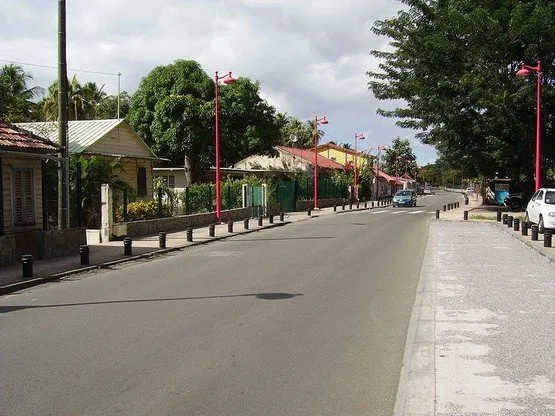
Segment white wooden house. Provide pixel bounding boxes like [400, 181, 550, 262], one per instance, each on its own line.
[16, 119, 160, 200]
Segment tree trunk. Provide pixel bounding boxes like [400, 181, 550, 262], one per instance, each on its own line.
[183, 154, 193, 186]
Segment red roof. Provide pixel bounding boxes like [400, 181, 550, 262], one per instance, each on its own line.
[373, 167, 407, 184]
[0, 120, 61, 154]
[278, 146, 345, 169]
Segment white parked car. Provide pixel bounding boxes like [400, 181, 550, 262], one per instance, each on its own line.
[525, 188, 555, 233]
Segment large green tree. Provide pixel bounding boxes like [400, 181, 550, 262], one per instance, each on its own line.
[127, 59, 282, 184]
[381, 137, 417, 177]
[368, 0, 555, 190]
[0, 64, 42, 122]
[127, 60, 215, 184]
[95, 91, 131, 119]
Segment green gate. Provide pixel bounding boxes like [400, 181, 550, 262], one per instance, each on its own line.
[277, 180, 296, 212]
[244, 185, 265, 217]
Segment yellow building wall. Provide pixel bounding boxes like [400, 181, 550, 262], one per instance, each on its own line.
[317, 147, 367, 168]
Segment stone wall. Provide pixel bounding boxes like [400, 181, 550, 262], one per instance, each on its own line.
[0, 228, 86, 266]
[296, 198, 343, 211]
[0, 234, 15, 267]
[43, 228, 87, 259]
[121, 207, 252, 239]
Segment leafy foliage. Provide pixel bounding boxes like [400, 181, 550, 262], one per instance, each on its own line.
[43, 76, 106, 121]
[115, 200, 167, 222]
[368, 0, 555, 190]
[0, 64, 42, 122]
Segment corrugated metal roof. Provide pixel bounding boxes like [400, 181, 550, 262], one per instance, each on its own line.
[0, 120, 61, 154]
[16, 119, 125, 154]
[277, 146, 345, 169]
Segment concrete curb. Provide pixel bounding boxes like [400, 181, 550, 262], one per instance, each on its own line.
[0, 221, 290, 296]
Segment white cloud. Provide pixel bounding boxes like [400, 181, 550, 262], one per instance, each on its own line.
[0, 0, 437, 164]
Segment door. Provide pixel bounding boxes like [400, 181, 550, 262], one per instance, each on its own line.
[277, 180, 296, 212]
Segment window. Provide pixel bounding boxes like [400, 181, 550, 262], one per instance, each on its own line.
[168, 175, 175, 189]
[13, 168, 35, 225]
[137, 167, 147, 196]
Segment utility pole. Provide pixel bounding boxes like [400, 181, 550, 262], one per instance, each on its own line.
[58, 0, 69, 229]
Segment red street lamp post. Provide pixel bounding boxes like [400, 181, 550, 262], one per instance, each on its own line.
[353, 133, 365, 201]
[516, 61, 542, 191]
[214, 71, 236, 222]
[313, 115, 329, 209]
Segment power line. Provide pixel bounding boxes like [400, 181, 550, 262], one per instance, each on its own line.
[0, 58, 121, 76]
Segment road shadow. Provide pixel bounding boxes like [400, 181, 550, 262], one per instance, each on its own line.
[0, 292, 304, 313]
[229, 236, 335, 242]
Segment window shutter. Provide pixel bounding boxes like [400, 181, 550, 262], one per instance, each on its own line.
[137, 167, 147, 196]
[24, 170, 34, 223]
[14, 171, 23, 223]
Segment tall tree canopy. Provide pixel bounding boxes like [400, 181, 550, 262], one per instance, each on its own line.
[0, 64, 42, 122]
[381, 137, 417, 176]
[368, 0, 555, 189]
[127, 59, 281, 184]
[43, 76, 106, 121]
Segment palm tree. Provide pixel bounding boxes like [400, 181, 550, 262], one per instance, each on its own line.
[0, 64, 43, 122]
[43, 76, 106, 121]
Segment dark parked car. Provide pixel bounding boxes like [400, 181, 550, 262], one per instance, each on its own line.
[504, 193, 526, 211]
[392, 189, 417, 207]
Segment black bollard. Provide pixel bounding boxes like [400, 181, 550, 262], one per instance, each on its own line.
[342, 203, 345, 210]
[21, 254, 33, 278]
[186, 228, 193, 242]
[463, 210, 468, 220]
[456, 202, 460, 208]
[443, 205, 446, 212]
[364, 202, 368, 208]
[464, 196, 469, 205]
[545, 230, 552, 247]
[307, 208, 312, 216]
[356, 202, 360, 209]
[279, 212, 284, 221]
[436, 209, 440, 219]
[208, 224, 215, 237]
[349, 203, 353, 210]
[228, 220, 234, 233]
[531, 224, 539, 241]
[522, 221, 528, 236]
[269, 215, 274, 224]
[513, 218, 520, 232]
[244, 218, 249, 230]
[158, 232, 167, 248]
[502, 214, 508, 225]
[79, 244, 90, 265]
[371, 201, 375, 208]
[334, 205, 337, 212]
[507, 216, 513, 228]
[124, 237, 132, 255]
[258, 216, 263, 226]
[497, 211, 502, 222]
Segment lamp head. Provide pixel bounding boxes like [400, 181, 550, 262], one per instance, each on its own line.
[516, 67, 531, 77]
[222, 72, 236, 84]
[318, 116, 329, 125]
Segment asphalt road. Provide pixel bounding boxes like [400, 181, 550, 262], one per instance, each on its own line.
[0, 195, 450, 416]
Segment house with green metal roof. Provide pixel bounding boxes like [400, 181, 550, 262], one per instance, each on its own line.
[16, 119, 161, 205]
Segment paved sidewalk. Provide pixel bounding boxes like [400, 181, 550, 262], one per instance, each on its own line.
[0, 207, 347, 295]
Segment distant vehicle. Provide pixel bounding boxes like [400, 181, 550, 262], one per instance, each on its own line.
[392, 189, 417, 207]
[464, 187, 474, 196]
[525, 188, 555, 233]
[423, 188, 433, 195]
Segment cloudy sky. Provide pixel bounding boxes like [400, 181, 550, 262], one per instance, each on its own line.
[0, 0, 438, 164]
